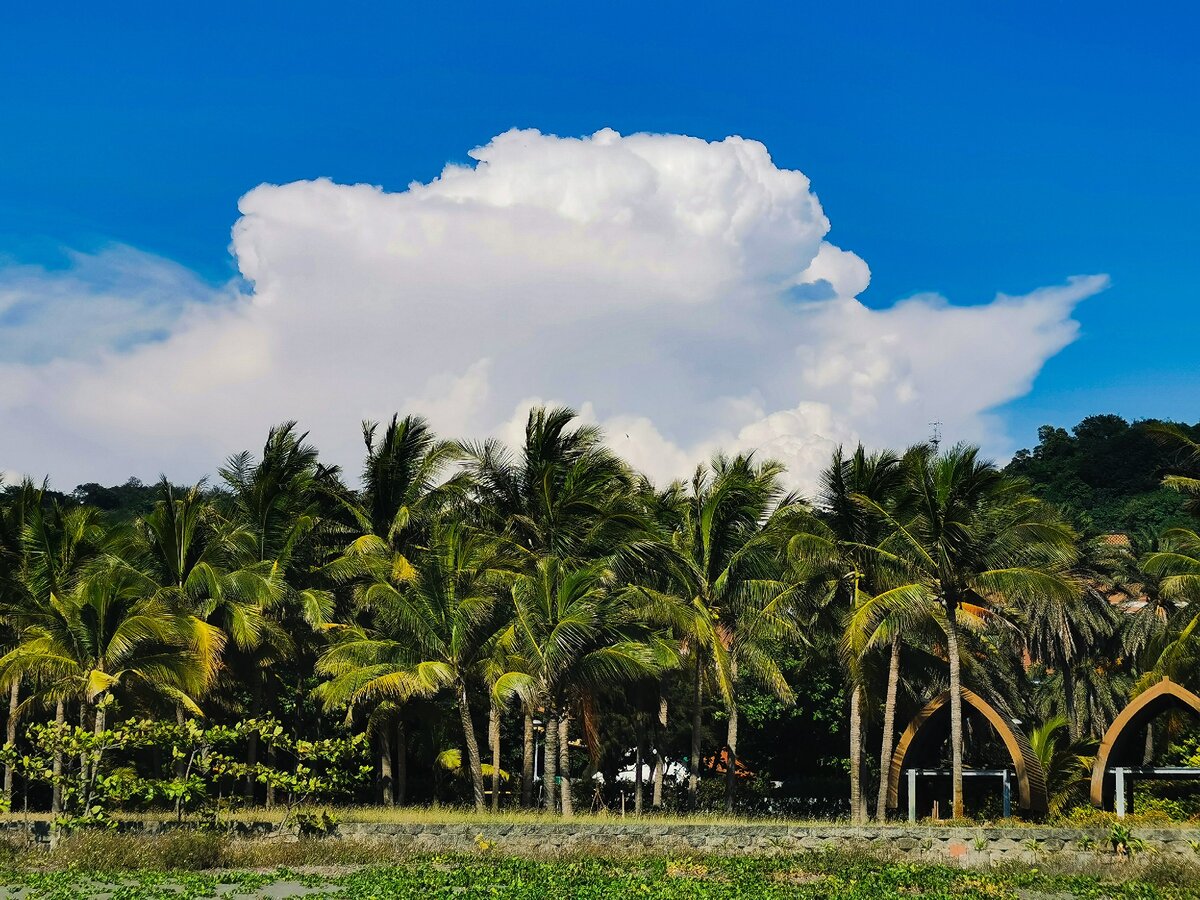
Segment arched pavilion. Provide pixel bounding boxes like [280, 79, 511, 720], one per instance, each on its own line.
[886, 688, 1049, 819]
[1090, 677, 1200, 813]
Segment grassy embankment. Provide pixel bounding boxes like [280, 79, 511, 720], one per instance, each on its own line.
[0, 834, 1198, 898]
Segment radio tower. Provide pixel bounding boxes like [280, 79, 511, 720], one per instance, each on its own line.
[929, 421, 942, 452]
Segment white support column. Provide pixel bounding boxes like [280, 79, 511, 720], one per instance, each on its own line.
[907, 769, 917, 823]
[1114, 768, 1126, 818]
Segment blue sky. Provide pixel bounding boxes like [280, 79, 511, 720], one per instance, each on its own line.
[0, 2, 1196, 485]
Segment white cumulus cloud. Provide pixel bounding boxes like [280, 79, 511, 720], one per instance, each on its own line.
[0, 128, 1108, 490]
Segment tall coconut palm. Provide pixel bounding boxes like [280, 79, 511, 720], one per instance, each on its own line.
[621, 476, 689, 810]
[317, 521, 513, 812]
[219, 422, 338, 625]
[0, 486, 117, 807]
[850, 445, 1077, 818]
[788, 445, 907, 823]
[126, 481, 284, 693]
[495, 557, 668, 816]
[331, 415, 465, 574]
[323, 414, 466, 804]
[0, 562, 208, 730]
[1015, 534, 1121, 740]
[465, 406, 639, 565]
[466, 406, 644, 798]
[219, 424, 341, 801]
[627, 453, 802, 812]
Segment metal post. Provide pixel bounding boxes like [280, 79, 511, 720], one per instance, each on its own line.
[907, 769, 917, 823]
[1002, 770, 1011, 819]
[1115, 768, 1126, 819]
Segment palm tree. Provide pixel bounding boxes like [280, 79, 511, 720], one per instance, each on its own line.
[628, 453, 801, 812]
[1147, 422, 1200, 515]
[465, 406, 639, 565]
[1015, 534, 1121, 740]
[317, 521, 512, 812]
[788, 445, 906, 823]
[1141, 527, 1200, 686]
[0, 486, 115, 808]
[1028, 714, 1095, 815]
[850, 444, 1077, 818]
[127, 480, 284, 695]
[219, 422, 338, 625]
[219, 424, 341, 803]
[495, 557, 668, 816]
[0, 562, 208, 731]
[466, 405, 646, 801]
[323, 414, 466, 804]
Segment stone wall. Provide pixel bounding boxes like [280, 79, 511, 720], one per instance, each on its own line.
[11, 820, 1200, 868]
[326, 822, 1200, 867]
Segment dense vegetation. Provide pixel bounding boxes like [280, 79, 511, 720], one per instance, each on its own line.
[1006, 414, 1200, 536]
[1, 408, 1199, 826]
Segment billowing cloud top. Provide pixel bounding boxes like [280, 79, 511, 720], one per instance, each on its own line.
[0, 128, 1108, 489]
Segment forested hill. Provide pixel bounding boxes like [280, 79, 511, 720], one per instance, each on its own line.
[2, 477, 169, 523]
[1004, 413, 1200, 537]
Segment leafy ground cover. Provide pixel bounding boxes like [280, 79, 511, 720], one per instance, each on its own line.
[1, 851, 1199, 900]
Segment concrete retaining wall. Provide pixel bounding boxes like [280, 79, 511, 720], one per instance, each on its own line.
[325, 822, 1200, 866]
[11, 820, 1200, 867]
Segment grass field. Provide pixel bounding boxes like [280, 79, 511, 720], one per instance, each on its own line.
[1, 852, 1199, 899]
[0, 836, 1198, 900]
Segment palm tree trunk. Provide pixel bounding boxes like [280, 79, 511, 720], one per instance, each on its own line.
[396, 717, 408, 805]
[78, 702, 89, 801]
[634, 716, 645, 816]
[379, 724, 394, 807]
[244, 678, 262, 804]
[688, 655, 702, 809]
[875, 636, 901, 821]
[174, 706, 187, 781]
[944, 603, 965, 819]
[521, 708, 534, 808]
[558, 712, 573, 818]
[543, 708, 559, 813]
[456, 684, 486, 813]
[51, 700, 64, 815]
[85, 698, 107, 813]
[722, 702, 740, 814]
[849, 683, 864, 824]
[652, 690, 667, 808]
[489, 699, 501, 812]
[1062, 665, 1079, 742]
[266, 744, 277, 808]
[723, 657, 740, 814]
[4, 679, 18, 807]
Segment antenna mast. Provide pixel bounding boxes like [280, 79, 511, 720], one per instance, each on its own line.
[929, 421, 942, 452]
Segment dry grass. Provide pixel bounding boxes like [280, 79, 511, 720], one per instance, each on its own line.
[0, 804, 1195, 830]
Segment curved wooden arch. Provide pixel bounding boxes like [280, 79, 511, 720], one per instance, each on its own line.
[1089, 678, 1200, 807]
[886, 688, 1049, 814]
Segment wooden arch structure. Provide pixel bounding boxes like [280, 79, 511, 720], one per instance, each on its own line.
[886, 688, 1049, 815]
[1089, 678, 1200, 808]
